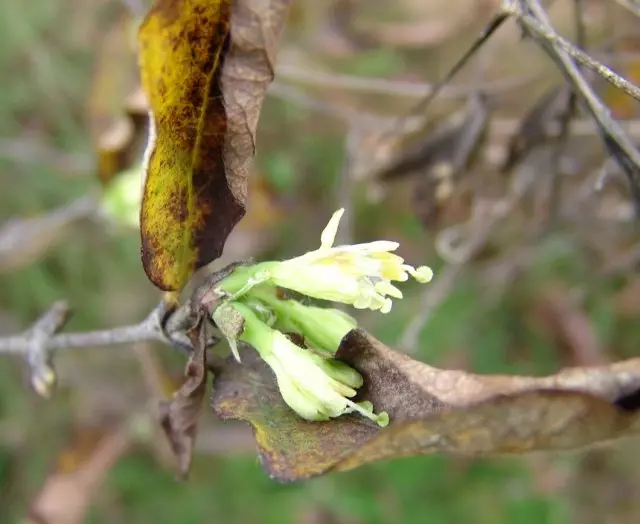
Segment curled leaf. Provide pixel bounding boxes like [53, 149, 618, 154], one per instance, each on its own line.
[211, 329, 640, 481]
[500, 85, 572, 173]
[376, 95, 489, 229]
[377, 94, 489, 182]
[138, 0, 292, 291]
[139, 0, 237, 291]
[159, 315, 209, 478]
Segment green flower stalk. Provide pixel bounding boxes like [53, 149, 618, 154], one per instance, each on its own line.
[229, 302, 388, 426]
[249, 286, 357, 355]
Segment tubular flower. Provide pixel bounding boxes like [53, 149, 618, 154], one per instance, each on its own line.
[231, 302, 388, 426]
[266, 208, 433, 313]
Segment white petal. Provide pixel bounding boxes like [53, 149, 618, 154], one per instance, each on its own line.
[336, 240, 399, 253]
[380, 298, 393, 314]
[320, 208, 344, 249]
[375, 280, 403, 299]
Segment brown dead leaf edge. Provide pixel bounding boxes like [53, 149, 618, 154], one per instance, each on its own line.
[159, 314, 209, 479]
[211, 329, 640, 482]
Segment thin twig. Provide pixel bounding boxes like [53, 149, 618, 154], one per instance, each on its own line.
[399, 165, 536, 353]
[398, 263, 464, 354]
[269, 82, 364, 125]
[615, 0, 640, 17]
[276, 64, 532, 99]
[0, 297, 202, 399]
[395, 12, 510, 124]
[0, 137, 91, 174]
[0, 195, 97, 253]
[26, 424, 133, 524]
[0, 306, 166, 356]
[514, 0, 640, 215]
[542, 0, 584, 227]
[0, 195, 99, 273]
[506, 2, 640, 103]
[270, 82, 640, 139]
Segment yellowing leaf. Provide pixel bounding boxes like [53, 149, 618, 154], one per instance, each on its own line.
[138, 0, 240, 291]
[211, 330, 640, 481]
[138, 0, 293, 291]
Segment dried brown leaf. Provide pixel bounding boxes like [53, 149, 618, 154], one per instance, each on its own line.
[500, 85, 572, 173]
[376, 95, 489, 229]
[159, 315, 209, 478]
[212, 329, 640, 481]
[377, 95, 489, 182]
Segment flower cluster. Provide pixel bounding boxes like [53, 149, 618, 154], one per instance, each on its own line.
[213, 208, 433, 427]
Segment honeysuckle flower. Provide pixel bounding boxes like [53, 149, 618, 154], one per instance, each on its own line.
[217, 208, 433, 313]
[267, 208, 433, 312]
[231, 302, 388, 426]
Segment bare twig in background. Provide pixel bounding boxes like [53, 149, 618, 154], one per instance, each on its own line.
[615, 0, 640, 17]
[399, 167, 536, 353]
[275, 64, 532, 99]
[396, 12, 510, 124]
[398, 263, 465, 354]
[541, 0, 584, 227]
[269, 82, 365, 125]
[270, 80, 640, 164]
[537, 289, 607, 367]
[512, 0, 640, 215]
[25, 425, 132, 524]
[0, 138, 91, 174]
[506, 2, 640, 103]
[0, 195, 98, 274]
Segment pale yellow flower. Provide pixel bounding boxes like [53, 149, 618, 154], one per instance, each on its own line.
[232, 302, 388, 426]
[268, 208, 433, 312]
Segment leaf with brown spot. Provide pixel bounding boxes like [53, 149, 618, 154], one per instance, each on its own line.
[211, 329, 640, 481]
[138, 0, 292, 291]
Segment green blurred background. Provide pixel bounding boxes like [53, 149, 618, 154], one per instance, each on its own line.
[1, 0, 640, 523]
